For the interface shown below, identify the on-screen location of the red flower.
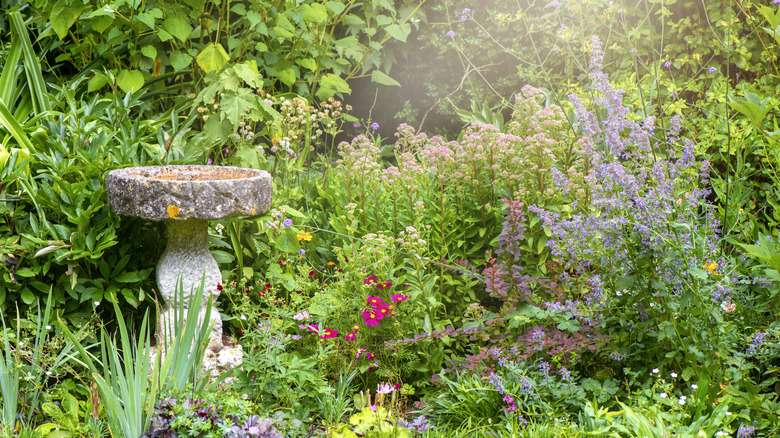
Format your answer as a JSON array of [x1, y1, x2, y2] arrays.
[[362, 308, 383, 327], [376, 280, 393, 290], [391, 294, 408, 302], [321, 328, 338, 339], [309, 270, 316, 277], [216, 283, 223, 291], [279, 260, 284, 267], [364, 276, 378, 285], [345, 332, 357, 341], [237, 328, 244, 336]]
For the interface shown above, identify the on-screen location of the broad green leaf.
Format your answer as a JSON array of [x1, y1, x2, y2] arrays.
[[196, 43, 230, 73], [115, 271, 142, 283], [91, 15, 114, 33], [297, 58, 317, 71], [275, 230, 301, 253], [136, 9, 162, 30], [301, 3, 328, 22], [141, 45, 157, 59], [278, 68, 297, 87], [163, 16, 193, 42], [316, 73, 351, 99], [615, 274, 636, 291], [220, 88, 257, 125], [385, 23, 411, 42], [50, 0, 84, 40], [370, 70, 400, 87], [343, 14, 363, 26], [169, 51, 192, 72], [375, 14, 392, 26], [232, 61, 263, 88], [325, 1, 346, 15], [116, 69, 144, 93], [334, 36, 358, 48]]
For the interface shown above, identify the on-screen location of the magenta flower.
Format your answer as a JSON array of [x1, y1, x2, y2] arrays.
[[306, 324, 319, 333], [391, 294, 408, 302], [321, 328, 338, 339], [366, 351, 375, 360], [364, 276, 378, 286], [446, 30, 455, 38], [356, 347, 366, 359], [377, 383, 394, 394], [376, 280, 393, 290], [362, 308, 383, 327], [345, 332, 357, 341], [375, 303, 391, 319], [366, 295, 384, 306]]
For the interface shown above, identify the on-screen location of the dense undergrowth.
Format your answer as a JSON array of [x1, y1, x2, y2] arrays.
[[1, 0, 780, 437]]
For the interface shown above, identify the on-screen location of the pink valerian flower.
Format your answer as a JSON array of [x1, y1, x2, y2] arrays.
[[391, 294, 408, 302], [364, 276, 378, 286], [321, 328, 338, 339], [345, 332, 358, 341], [376, 280, 393, 290]]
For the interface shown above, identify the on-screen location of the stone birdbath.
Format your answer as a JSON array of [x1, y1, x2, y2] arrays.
[[105, 165, 272, 375]]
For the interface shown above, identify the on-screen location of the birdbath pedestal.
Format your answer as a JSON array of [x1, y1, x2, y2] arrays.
[[106, 165, 272, 376]]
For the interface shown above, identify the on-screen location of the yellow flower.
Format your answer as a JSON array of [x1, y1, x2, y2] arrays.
[[327, 261, 336, 266], [167, 204, 180, 219], [296, 230, 313, 241]]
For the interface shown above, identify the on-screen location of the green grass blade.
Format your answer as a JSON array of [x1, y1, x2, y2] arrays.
[[0, 98, 36, 153], [9, 11, 51, 117], [0, 39, 22, 107]]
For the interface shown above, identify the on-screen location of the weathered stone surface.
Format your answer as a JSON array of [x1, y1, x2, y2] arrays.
[[105, 165, 272, 221], [105, 165, 272, 379]]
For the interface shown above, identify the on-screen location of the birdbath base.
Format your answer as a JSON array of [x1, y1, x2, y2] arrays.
[[105, 165, 273, 379]]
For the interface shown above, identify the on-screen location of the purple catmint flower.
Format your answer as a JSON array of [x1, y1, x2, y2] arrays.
[[709, 67, 717, 73], [370, 122, 379, 131], [664, 61, 671, 68], [282, 218, 292, 228], [737, 425, 757, 437], [550, 1, 560, 6], [446, 30, 455, 38]]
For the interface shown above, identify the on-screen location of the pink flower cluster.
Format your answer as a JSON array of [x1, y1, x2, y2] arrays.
[[361, 291, 408, 328]]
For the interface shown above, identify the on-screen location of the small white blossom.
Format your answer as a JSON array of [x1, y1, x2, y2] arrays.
[[691, 384, 698, 389], [652, 368, 659, 374], [45, 325, 52, 330], [660, 392, 667, 398], [670, 372, 677, 378], [94, 301, 100, 306], [240, 314, 247, 320], [678, 395, 686, 405], [103, 4, 116, 13]]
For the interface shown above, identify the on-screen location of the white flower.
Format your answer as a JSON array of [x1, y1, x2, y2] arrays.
[[94, 301, 100, 306], [46, 370, 52, 376], [652, 368, 659, 374], [18, 342, 23, 347], [671, 372, 677, 378], [660, 392, 667, 398], [240, 314, 247, 321], [45, 325, 52, 330], [678, 395, 686, 405], [726, 411, 732, 416], [104, 4, 116, 13], [691, 384, 698, 389]]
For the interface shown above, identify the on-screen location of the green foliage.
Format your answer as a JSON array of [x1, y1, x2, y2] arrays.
[[58, 279, 213, 438]]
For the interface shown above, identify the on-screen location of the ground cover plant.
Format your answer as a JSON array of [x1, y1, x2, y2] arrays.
[[1, 0, 780, 437]]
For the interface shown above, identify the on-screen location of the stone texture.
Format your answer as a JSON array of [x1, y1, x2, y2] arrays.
[[105, 165, 272, 221], [105, 165, 272, 380]]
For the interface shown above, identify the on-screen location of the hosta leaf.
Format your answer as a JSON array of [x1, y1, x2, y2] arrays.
[[196, 43, 230, 73]]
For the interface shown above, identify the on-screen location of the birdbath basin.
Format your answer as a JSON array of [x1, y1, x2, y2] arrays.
[[105, 165, 272, 373]]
